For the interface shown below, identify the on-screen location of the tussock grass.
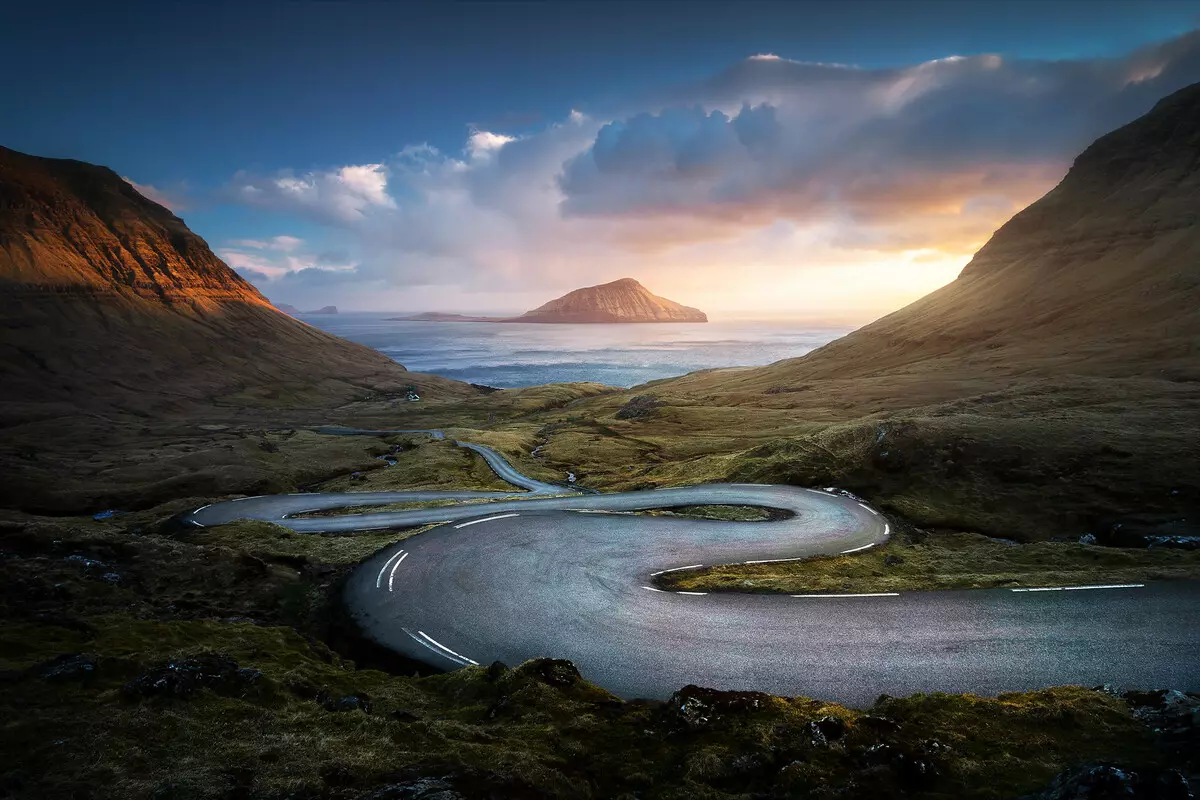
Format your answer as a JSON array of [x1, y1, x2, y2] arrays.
[[1, 617, 1163, 800], [648, 505, 775, 522], [185, 520, 439, 566], [313, 436, 514, 493]]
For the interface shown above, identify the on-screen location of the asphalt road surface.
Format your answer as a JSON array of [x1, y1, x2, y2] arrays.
[[187, 431, 1200, 705]]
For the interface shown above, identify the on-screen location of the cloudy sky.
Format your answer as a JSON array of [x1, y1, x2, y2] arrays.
[[4, 1, 1200, 320]]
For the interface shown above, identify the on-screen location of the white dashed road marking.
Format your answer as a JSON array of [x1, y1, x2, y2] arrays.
[[403, 629, 476, 666], [677, 591, 708, 596], [840, 542, 875, 554], [642, 586, 667, 593], [1011, 584, 1144, 593], [454, 513, 519, 529], [417, 631, 479, 665], [793, 593, 900, 598], [376, 550, 405, 588], [387, 553, 409, 591], [743, 556, 807, 564]]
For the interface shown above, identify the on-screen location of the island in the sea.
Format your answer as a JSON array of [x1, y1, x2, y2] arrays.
[[273, 303, 338, 316], [390, 278, 708, 324]]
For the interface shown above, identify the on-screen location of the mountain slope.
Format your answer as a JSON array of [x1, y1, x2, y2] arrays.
[[544, 82, 1200, 541], [511, 278, 707, 323], [0, 145, 473, 423], [716, 81, 1200, 391]]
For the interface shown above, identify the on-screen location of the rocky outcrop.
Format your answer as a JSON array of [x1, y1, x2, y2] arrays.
[[615, 394, 664, 420], [510, 278, 707, 323], [1021, 764, 1192, 800], [121, 653, 265, 699]]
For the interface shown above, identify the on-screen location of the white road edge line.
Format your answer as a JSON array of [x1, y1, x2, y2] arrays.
[[733, 483, 771, 487], [403, 629, 471, 666], [840, 542, 875, 554], [642, 586, 666, 593], [193, 503, 213, 514], [376, 550, 405, 588], [744, 556, 808, 564], [1011, 583, 1144, 593], [792, 592, 900, 598], [387, 552, 409, 591], [676, 591, 708, 596], [417, 631, 479, 665], [661, 564, 703, 573], [454, 513, 519, 529], [1064, 583, 1144, 591], [857, 502, 880, 516]]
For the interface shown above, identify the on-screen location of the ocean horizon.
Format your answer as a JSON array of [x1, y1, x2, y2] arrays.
[[299, 312, 854, 389]]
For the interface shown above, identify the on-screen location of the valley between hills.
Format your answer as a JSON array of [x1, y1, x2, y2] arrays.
[[2, 84, 1200, 799]]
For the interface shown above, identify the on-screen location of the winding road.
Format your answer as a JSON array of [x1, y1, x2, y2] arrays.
[[188, 430, 1200, 705]]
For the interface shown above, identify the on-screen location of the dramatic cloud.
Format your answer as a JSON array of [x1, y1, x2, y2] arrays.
[[231, 163, 395, 223], [224, 30, 1200, 314], [558, 31, 1200, 247]]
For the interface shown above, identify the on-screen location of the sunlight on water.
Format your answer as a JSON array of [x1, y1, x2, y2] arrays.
[[301, 313, 851, 388]]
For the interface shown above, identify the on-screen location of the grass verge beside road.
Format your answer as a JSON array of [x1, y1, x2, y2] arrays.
[[658, 528, 1200, 594]]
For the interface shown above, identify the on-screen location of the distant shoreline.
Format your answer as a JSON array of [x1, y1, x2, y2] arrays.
[[386, 313, 710, 324]]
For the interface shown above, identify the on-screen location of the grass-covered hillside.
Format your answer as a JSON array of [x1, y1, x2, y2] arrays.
[[4, 433, 1197, 799]]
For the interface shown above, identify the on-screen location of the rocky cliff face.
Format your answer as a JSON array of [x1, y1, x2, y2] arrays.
[[513, 278, 707, 323], [0, 147, 268, 308], [0, 145, 471, 423], [738, 81, 1200, 388]]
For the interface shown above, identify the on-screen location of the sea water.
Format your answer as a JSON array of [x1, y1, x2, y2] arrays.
[[300, 312, 851, 389]]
